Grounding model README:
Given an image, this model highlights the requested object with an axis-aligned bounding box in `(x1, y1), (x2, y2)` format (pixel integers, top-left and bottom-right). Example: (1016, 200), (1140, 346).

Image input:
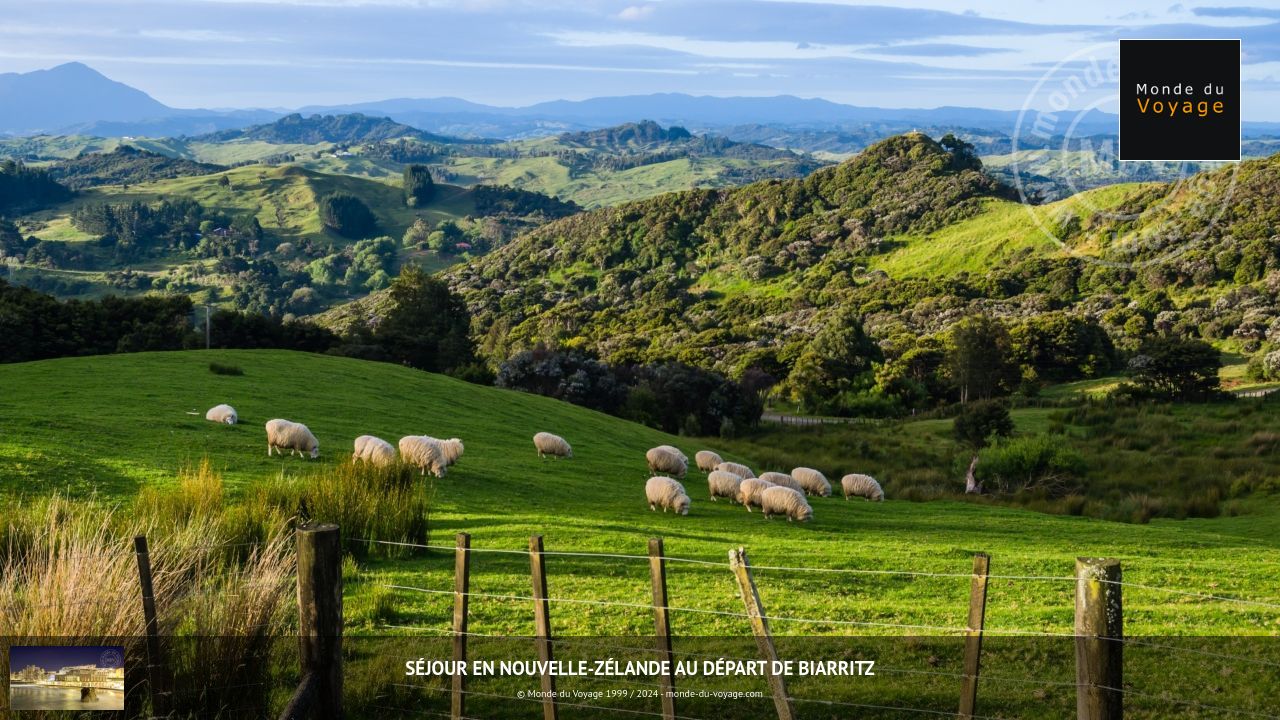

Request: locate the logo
(99, 648), (123, 668)
(1120, 39), (1241, 161)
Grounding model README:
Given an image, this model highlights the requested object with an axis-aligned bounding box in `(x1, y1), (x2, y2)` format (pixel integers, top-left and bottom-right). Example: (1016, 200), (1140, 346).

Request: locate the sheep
(760, 486), (813, 522)
(656, 445), (688, 463)
(353, 435), (396, 467)
(645, 476), (691, 515)
(759, 471), (804, 493)
(646, 446), (688, 478)
(695, 450), (723, 473)
(737, 477), (776, 512)
(399, 435), (449, 477)
(707, 470), (743, 503)
(533, 432), (573, 459)
(716, 461), (756, 479)
(791, 467), (832, 497)
(265, 419), (319, 459)
(205, 404), (238, 425)
(439, 438), (465, 466)
(841, 474), (885, 502)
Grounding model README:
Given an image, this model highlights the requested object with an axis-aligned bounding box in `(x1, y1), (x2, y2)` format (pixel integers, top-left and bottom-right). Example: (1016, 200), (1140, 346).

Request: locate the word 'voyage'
(1134, 83), (1228, 118)
(405, 658), (876, 677)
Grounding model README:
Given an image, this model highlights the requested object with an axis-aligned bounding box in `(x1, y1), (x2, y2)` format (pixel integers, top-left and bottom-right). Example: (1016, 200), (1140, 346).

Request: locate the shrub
(971, 435), (1087, 496)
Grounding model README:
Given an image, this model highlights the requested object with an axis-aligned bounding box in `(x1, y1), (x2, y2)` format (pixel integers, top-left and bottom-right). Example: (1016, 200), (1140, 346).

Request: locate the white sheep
(841, 474), (884, 502)
(645, 476), (691, 515)
(695, 450), (723, 473)
(646, 446), (688, 478)
(265, 419), (319, 459)
(533, 432), (573, 459)
(791, 467), (832, 497)
(759, 471), (804, 493)
(737, 477), (776, 512)
(439, 438), (465, 466)
(656, 445), (689, 463)
(716, 461), (755, 479)
(353, 435), (396, 467)
(205, 404), (238, 425)
(707, 470), (743, 503)
(760, 486), (813, 522)
(399, 435), (449, 477)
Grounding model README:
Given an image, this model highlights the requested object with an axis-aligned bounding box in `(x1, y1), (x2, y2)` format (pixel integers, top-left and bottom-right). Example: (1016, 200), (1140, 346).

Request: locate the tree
(318, 192), (377, 239)
(787, 307), (881, 412)
(953, 399), (1014, 493)
(403, 164), (434, 207)
(944, 314), (1020, 403)
(373, 265), (476, 372)
(1127, 336), (1221, 401)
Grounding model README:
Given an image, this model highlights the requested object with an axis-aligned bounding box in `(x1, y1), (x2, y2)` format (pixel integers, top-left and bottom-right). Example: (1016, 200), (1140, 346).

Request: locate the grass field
(1, 349), (1278, 642)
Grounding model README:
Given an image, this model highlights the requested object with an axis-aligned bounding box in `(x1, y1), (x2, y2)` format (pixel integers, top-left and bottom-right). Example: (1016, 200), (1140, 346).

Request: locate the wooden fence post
(1074, 558), (1122, 720)
(134, 535), (168, 717)
(452, 533), (471, 720)
(296, 523), (343, 720)
(958, 552), (990, 719)
(648, 538), (677, 720)
(529, 535), (558, 720)
(729, 547), (795, 720)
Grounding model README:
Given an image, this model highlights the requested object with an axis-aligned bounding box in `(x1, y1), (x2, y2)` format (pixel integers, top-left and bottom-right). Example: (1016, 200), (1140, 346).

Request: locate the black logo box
(1119, 39), (1241, 162)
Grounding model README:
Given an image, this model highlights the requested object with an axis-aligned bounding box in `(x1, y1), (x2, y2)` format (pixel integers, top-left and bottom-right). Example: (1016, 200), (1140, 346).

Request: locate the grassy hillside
(1, 349), (1278, 644)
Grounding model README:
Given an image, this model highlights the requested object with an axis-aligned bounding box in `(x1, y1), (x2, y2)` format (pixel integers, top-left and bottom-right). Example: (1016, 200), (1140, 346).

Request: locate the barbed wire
(350, 538), (728, 567)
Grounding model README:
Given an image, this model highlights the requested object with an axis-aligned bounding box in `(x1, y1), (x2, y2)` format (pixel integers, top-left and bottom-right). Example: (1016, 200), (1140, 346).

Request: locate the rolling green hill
(1, 348), (1278, 645)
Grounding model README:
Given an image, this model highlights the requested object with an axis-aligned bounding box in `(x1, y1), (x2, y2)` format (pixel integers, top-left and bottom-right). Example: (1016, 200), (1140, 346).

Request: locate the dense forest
(49, 146), (225, 189)
(196, 113), (475, 145)
(0, 160), (72, 214)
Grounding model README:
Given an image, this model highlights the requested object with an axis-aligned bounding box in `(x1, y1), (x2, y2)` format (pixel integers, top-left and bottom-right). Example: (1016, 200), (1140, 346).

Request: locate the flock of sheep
(640, 446), (883, 523)
(203, 407), (882, 524)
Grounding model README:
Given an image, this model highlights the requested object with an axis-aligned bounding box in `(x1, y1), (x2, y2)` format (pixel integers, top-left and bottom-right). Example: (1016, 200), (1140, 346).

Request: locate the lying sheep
(645, 476), (691, 515)
(737, 477), (776, 512)
(695, 450), (723, 473)
(647, 446), (688, 478)
(353, 435), (396, 467)
(759, 471), (804, 493)
(841, 473), (884, 502)
(760, 486), (813, 522)
(265, 419), (319, 459)
(707, 470), (743, 503)
(533, 432), (573, 459)
(791, 467), (832, 497)
(206, 404), (238, 425)
(439, 438), (465, 466)
(399, 435), (449, 477)
(716, 461), (756, 479)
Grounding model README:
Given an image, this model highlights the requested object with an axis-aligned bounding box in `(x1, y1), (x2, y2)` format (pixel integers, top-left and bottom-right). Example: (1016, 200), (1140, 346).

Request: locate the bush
(318, 191), (378, 239)
(971, 435), (1087, 496)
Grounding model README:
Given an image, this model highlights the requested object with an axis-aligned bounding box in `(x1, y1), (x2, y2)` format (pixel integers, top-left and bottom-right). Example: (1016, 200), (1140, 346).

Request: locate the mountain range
(20, 61), (1280, 143)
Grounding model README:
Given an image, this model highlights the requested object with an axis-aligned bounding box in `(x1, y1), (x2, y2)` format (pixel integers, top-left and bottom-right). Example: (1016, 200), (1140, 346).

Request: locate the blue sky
(1, 1), (1278, 117)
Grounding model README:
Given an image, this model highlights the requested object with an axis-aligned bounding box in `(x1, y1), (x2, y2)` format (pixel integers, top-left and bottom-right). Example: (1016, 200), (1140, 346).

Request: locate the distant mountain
(195, 113), (471, 145)
(61, 110), (283, 139)
(48, 146), (225, 190)
(560, 120), (694, 148)
(0, 63), (173, 134)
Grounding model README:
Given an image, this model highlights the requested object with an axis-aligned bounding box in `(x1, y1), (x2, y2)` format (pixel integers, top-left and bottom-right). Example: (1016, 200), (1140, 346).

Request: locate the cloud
(868, 43), (1015, 57)
(618, 5), (654, 21)
(1192, 6), (1280, 19)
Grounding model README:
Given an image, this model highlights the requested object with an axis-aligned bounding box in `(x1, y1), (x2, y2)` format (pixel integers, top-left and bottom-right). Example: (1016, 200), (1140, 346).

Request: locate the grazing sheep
(737, 477), (776, 512)
(353, 435), (396, 467)
(695, 450), (723, 473)
(399, 435), (449, 477)
(646, 446), (688, 478)
(656, 445), (689, 463)
(791, 467), (832, 497)
(533, 432), (573, 459)
(707, 470), (743, 503)
(759, 471), (804, 493)
(265, 419), (319, 459)
(841, 474), (884, 502)
(760, 486), (814, 522)
(439, 438), (465, 466)
(716, 461), (756, 479)
(205, 404), (238, 425)
(645, 476), (691, 515)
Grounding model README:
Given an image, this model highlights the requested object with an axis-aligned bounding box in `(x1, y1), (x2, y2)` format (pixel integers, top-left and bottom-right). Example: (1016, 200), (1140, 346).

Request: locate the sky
(1, 0), (1279, 117)
(9, 646), (123, 671)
